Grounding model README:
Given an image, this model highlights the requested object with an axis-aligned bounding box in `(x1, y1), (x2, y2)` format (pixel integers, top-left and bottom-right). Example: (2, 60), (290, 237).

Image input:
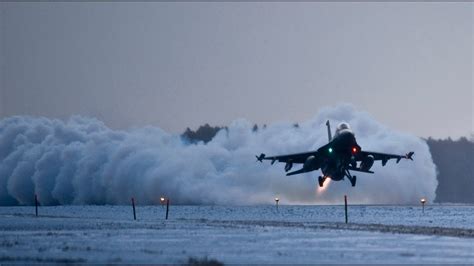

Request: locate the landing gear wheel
(318, 176), (324, 187)
(350, 176), (357, 187)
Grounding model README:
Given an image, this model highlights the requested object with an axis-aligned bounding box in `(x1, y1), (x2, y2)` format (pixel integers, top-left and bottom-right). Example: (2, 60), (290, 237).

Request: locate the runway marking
(2, 212), (473, 238)
(315, 222), (474, 238)
(184, 219), (474, 239)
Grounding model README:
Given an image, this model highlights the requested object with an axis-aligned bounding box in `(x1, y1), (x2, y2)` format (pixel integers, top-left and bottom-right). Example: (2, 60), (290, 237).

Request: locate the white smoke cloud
(0, 104), (437, 206)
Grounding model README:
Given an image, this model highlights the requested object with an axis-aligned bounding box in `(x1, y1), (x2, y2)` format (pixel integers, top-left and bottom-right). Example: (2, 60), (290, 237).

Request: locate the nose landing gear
(350, 176), (357, 187)
(345, 169), (357, 187)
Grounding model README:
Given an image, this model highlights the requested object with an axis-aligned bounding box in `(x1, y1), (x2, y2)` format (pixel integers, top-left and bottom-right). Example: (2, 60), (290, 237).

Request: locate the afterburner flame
(317, 178), (331, 193)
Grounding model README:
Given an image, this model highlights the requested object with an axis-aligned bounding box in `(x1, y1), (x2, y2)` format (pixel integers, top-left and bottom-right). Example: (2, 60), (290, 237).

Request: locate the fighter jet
(256, 120), (414, 187)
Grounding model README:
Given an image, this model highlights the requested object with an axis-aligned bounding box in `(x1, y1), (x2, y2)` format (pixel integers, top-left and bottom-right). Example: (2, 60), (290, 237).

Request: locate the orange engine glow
(317, 178), (331, 193)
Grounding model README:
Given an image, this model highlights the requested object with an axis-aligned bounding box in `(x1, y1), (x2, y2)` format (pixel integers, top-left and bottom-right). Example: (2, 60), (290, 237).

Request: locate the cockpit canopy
(334, 122), (352, 137)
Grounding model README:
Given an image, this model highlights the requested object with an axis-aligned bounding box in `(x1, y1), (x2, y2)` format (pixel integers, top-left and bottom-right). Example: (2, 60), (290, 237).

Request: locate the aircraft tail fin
(326, 120), (332, 142)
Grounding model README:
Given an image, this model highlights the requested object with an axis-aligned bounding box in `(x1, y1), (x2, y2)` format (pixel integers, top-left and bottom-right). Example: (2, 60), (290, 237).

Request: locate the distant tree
(252, 124), (258, 132)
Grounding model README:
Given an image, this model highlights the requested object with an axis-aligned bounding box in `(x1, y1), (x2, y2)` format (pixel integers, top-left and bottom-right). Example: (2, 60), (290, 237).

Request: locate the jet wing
(256, 150), (318, 164)
(357, 151), (414, 166)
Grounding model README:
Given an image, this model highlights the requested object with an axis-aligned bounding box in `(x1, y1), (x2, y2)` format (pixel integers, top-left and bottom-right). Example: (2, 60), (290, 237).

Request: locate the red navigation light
(352, 147), (357, 153)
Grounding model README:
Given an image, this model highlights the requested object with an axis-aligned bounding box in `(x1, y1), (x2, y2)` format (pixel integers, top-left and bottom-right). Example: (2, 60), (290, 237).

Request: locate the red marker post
(131, 197), (136, 220)
(344, 195), (348, 224)
(165, 199), (170, 220)
(35, 194), (38, 217)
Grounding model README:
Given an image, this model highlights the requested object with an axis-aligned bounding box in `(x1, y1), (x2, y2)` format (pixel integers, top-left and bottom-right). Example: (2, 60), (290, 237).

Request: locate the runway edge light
(420, 198), (426, 214)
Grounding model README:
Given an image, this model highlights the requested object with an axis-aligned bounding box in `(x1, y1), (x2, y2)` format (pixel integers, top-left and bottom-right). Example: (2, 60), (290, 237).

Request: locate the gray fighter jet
(256, 121), (414, 187)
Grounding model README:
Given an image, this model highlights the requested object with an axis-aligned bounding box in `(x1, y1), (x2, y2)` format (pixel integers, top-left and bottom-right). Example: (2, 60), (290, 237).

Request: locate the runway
(1, 205), (473, 263)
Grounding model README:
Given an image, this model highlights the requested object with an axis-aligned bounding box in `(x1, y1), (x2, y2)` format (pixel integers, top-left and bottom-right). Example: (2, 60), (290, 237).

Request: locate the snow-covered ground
(1, 205), (473, 263)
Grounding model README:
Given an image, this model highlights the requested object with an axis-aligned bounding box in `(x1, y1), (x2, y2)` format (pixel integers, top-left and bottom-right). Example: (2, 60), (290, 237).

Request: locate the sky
(0, 2), (472, 139)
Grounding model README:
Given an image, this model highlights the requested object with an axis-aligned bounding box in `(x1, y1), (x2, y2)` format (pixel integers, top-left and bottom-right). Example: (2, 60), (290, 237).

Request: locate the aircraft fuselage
(319, 130), (359, 181)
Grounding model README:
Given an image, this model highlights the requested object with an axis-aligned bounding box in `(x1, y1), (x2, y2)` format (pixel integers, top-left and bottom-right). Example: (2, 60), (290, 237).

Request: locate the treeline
(182, 124), (227, 144)
(426, 137), (474, 203)
(182, 125), (474, 203)
(181, 123), (300, 143)
(181, 123), (272, 143)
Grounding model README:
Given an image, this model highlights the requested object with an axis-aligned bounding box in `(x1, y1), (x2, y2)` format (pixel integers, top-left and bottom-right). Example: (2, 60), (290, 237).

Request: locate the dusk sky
(1, 2), (472, 139)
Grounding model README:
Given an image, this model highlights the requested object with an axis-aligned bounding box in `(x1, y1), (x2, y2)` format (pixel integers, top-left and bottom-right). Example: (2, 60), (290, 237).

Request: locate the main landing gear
(318, 176), (326, 187)
(345, 169), (357, 187)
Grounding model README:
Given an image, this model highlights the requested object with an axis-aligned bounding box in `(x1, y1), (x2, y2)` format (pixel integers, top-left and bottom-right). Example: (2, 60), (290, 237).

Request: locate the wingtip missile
(256, 153), (265, 162)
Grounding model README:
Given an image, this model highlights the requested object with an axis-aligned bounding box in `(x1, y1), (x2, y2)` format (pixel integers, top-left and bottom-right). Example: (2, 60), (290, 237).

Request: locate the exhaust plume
(0, 104), (437, 205)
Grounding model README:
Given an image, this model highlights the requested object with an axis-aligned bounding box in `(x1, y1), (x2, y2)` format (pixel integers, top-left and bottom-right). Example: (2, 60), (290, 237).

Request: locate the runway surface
(1, 205), (473, 263)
